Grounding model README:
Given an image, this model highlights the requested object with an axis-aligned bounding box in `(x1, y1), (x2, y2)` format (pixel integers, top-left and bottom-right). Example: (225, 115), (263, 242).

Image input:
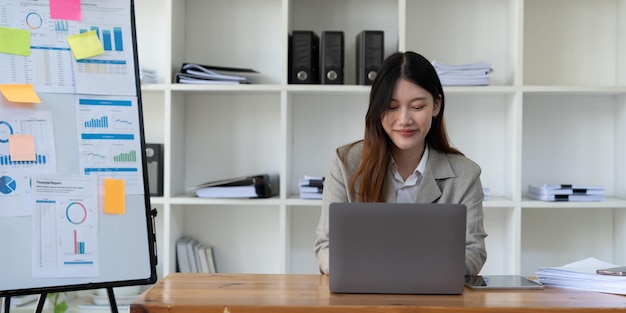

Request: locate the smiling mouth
(396, 129), (416, 136)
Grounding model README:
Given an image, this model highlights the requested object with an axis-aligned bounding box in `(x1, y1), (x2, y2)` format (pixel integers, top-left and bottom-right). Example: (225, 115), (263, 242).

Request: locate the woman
(314, 51), (487, 275)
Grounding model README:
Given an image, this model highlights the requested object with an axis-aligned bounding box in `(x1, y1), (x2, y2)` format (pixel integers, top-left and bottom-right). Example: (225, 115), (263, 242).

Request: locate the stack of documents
(139, 66), (157, 83)
(432, 60), (493, 86)
(175, 63), (259, 84)
(527, 184), (605, 201)
(298, 175), (324, 199)
(536, 257), (626, 295)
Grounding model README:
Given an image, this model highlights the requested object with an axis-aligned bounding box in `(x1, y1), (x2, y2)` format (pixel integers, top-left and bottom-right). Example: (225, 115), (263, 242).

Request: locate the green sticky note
(0, 26), (31, 56)
(66, 30), (104, 60)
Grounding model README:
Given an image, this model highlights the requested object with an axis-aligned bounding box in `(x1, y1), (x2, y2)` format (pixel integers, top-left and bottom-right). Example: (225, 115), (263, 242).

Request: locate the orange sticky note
(104, 178), (126, 214)
(0, 84), (41, 103)
(8, 134), (36, 161)
(66, 30), (104, 60)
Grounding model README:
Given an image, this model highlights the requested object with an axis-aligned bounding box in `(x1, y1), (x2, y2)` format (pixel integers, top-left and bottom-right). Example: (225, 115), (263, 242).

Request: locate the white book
(175, 237), (192, 273)
(205, 246), (217, 273)
(196, 244), (210, 273)
(185, 238), (200, 273)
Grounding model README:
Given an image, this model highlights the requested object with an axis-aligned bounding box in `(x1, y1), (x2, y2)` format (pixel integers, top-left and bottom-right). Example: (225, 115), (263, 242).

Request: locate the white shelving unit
(133, 0), (626, 278)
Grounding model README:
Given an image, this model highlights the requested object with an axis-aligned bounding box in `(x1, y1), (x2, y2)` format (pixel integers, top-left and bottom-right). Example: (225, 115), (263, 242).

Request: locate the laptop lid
(329, 202), (467, 295)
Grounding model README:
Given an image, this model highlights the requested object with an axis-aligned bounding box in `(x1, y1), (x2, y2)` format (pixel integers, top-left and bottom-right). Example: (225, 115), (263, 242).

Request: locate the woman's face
(381, 78), (440, 156)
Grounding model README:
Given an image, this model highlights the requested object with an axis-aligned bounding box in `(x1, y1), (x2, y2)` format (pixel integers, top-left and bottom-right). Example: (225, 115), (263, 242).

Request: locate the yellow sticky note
(8, 134), (36, 161)
(0, 84), (41, 103)
(66, 30), (104, 60)
(0, 26), (30, 56)
(104, 178), (126, 214)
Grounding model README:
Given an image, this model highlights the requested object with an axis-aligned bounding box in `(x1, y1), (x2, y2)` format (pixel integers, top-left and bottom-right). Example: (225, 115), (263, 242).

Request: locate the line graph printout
(0, 109), (57, 217)
(31, 175), (99, 278)
(77, 95), (143, 194)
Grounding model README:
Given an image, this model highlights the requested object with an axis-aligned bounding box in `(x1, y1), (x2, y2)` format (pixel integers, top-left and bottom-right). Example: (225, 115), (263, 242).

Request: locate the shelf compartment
(175, 205), (283, 273)
(523, 0), (625, 86)
(174, 0), (284, 85)
(172, 92), (282, 195)
(134, 0), (169, 84)
(404, 0), (518, 86)
(287, 93), (368, 196)
(289, 0), (399, 85)
(521, 95), (622, 196)
(446, 93), (518, 200)
(521, 207), (623, 276)
(288, 205), (321, 274)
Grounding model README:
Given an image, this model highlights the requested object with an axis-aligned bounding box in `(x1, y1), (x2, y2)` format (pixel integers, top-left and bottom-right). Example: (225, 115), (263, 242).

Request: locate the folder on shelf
(181, 63), (259, 80)
(288, 30), (320, 84)
(190, 173), (279, 199)
(320, 31), (344, 84)
(356, 30), (384, 85)
(175, 72), (250, 85)
(176, 63), (259, 84)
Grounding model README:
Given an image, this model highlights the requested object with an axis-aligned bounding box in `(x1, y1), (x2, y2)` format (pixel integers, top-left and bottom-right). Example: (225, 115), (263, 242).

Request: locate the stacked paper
(536, 257), (626, 295)
(527, 184), (605, 202)
(139, 66), (157, 83)
(298, 175), (324, 199)
(432, 60), (493, 86)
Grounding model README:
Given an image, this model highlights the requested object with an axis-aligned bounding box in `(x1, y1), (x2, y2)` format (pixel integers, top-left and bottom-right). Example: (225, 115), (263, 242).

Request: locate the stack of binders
(288, 30), (384, 85)
(527, 184), (605, 202)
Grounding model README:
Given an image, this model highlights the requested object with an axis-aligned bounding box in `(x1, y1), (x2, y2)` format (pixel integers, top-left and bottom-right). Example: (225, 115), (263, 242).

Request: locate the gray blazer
(314, 141), (488, 275)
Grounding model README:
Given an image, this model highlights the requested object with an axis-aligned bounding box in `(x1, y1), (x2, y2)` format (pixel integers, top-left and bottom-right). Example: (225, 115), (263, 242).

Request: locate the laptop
(329, 202), (467, 295)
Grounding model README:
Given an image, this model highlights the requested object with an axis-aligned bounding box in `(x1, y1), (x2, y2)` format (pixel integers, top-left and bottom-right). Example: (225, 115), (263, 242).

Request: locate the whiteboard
(0, 0), (157, 296)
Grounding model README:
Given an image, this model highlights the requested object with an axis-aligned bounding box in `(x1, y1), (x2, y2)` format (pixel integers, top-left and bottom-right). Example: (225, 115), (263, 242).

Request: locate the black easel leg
(34, 293), (46, 313)
(106, 288), (119, 313)
(3, 296), (10, 313)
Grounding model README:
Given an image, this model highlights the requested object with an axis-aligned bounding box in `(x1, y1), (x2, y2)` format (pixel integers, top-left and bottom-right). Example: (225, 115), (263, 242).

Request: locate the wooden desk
(130, 273), (626, 313)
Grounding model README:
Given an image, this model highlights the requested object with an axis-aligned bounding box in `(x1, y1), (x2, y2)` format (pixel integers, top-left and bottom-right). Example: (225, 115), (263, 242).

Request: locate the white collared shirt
(388, 146), (429, 203)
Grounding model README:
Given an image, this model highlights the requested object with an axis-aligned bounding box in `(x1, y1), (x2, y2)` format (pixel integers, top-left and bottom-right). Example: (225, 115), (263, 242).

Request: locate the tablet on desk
(465, 275), (544, 290)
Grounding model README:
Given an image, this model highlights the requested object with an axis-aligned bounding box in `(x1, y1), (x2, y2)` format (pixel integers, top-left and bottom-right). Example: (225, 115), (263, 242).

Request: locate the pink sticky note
(50, 0), (82, 21)
(8, 134), (36, 161)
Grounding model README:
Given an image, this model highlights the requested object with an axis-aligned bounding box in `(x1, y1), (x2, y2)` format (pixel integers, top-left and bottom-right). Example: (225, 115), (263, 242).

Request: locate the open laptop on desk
(329, 202), (467, 295)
